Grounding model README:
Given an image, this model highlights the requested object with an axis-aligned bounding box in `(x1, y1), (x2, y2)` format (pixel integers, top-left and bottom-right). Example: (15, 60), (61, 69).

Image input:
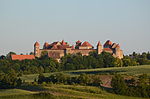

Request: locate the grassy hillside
(0, 89), (35, 97)
(68, 65), (150, 75)
(9, 65), (149, 99)
(0, 84), (147, 99)
(20, 65), (150, 82)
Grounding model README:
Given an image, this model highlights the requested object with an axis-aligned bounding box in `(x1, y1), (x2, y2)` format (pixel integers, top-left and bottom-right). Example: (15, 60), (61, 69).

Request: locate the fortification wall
(67, 49), (96, 56)
(40, 49), (65, 59)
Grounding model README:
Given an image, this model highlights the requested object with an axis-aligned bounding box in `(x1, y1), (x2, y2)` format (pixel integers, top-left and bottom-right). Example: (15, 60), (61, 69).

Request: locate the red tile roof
(104, 40), (112, 46)
(81, 41), (93, 47)
(57, 45), (71, 49)
(61, 40), (67, 45)
(11, 55), (35, 61)
(51, 45), (58, 49)
(103, 48), (112, 51)
(71, 45), (75, 49)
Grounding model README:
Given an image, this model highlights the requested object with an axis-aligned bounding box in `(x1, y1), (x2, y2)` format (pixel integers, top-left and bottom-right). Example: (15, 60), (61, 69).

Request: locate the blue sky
(0, 0), (150, 55)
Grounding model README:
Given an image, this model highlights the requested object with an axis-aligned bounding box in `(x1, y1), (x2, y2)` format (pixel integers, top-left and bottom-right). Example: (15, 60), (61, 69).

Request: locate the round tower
(34, 41), (40, 57)
(97, 41), (102, 54)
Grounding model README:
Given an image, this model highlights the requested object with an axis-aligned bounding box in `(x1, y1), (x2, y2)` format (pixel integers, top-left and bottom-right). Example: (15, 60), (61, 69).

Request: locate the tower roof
(97, 41), (102, 46)
(43, 42), (49, 48)
(44, 42), (49, 46)
(34, 41), (40, 46)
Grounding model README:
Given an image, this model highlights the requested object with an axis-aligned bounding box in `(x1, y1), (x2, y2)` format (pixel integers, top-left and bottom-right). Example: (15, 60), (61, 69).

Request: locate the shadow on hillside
(70, 70), (126, 75)
(100, 86), (113, 93)
(18, 85), (47, 91)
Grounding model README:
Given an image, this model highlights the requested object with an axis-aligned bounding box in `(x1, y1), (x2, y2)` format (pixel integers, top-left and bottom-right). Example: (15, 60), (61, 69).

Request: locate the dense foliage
(61, 51), (123, 70)
(38, 73), (102, 86)
(0, 57), (61, 75)
(111, 74), (150, 98)
(0, 51), (150, 76)
(0, 73), (22, 89)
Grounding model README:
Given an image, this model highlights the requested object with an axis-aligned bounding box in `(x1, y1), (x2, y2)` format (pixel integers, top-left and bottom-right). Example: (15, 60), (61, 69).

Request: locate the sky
(0, 0), (150, 55)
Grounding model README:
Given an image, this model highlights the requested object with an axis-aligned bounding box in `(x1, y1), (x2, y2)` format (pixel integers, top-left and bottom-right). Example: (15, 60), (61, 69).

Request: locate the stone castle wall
(34, 40), (124, 60)
(40, 49), (65, 59)
(66, 49), (96, 56)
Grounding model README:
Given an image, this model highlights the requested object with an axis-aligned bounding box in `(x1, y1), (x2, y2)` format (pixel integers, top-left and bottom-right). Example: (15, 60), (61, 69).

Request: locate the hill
(0, 84), (147, 99)
(20, 65), (150, 83)
(1, 65), (150, 99)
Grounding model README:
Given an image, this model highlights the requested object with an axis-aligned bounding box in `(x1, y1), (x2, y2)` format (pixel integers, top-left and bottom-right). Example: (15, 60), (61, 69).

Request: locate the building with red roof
(11, 55), (35, 61)
(104, 40), (113, 48)
(34, 40), (123, 61)
(79, 41), (93, 49)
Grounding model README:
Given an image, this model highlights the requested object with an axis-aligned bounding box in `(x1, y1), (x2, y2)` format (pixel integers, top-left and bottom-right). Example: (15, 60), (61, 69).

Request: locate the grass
(0, 84), (147, 99)
(0, 89), (35, 97)
(20, 65), (150, 82)
(67, 65), (150, 76)
(6, 65), (149, 99)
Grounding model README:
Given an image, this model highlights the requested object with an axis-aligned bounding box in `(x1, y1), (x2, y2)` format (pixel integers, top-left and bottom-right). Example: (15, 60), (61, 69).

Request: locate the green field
(0, 84), (147, 99)
(68, 65), (150, 75)
(1, 65), (150, 99)
(20, 65), (150, 82)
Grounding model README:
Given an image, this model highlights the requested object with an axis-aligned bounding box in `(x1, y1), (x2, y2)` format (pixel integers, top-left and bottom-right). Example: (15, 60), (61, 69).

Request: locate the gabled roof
(103, 48), (112, 51)
(104, 40), (112, 46)
(57, 45), (71, 50)
(81, 41), (93, 47)
(51, 45), (58, 49)
(11, 55), (35, 61)
(61, 40), (67, 45)
(76, 40), (81, 44)
(51, 42), (61, 46)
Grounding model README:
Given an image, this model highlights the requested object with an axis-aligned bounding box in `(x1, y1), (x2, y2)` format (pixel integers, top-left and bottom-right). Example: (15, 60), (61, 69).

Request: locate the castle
(34, 40), (123, 61)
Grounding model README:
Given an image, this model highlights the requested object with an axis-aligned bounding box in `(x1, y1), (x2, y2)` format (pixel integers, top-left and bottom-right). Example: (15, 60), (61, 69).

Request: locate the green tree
(6, 52), (16, 59)
(101, 52), (116, 67)
(111, 74), (127, 95)
(114, 58), (123, 67)
(78, 73), (92, 85)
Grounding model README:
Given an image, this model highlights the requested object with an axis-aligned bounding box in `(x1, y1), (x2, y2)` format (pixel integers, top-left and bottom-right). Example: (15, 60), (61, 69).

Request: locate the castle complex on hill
(34, 40), (123, 61)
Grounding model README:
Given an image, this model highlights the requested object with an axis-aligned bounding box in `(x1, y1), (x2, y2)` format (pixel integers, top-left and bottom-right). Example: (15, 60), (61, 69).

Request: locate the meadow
(0, 65), (150, 99)
(20, 65), (150, 82)
(0, 84), (147, 99)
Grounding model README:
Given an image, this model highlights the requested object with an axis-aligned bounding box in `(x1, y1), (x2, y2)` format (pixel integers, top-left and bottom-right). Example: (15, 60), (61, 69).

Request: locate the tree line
(0, 51), (150, 76)
(111, 74), (150, 98)
(38, 73), (102, 86)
